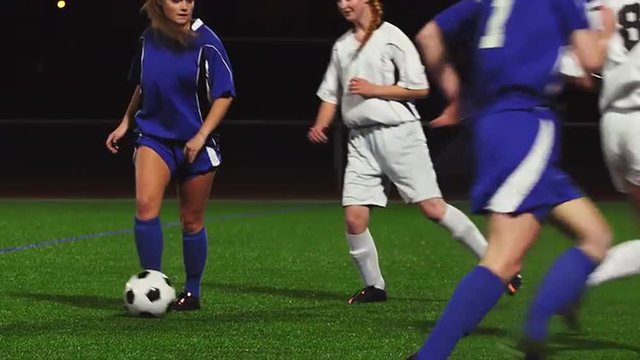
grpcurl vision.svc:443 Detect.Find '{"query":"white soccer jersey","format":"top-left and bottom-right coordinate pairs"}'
top-left (557, 1), bottom-right (603, 79)
top-left (316, 22), bottom-right (429, 128)
top-left (600, 0), bottom-right (640, 111)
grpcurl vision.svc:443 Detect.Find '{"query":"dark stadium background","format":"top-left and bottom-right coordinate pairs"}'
top-left (0, 0), bottom-right (610, 199)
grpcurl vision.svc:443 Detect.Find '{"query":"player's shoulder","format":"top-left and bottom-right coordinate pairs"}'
top-left (140, 27), bottom-right (153, 40)
top-left (334, 29), bottom-right (354, 47)
top-left (377, 22), bottom-right (414, 47)
top-left (378, 22), bottom-right (405, 37)
top-left (192, 19), bottom-right (224, 47)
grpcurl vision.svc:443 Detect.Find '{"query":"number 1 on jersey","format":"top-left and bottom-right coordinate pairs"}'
top-left (479, 0), bottom-right (515, 49)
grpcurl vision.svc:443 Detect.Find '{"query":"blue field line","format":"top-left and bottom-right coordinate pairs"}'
top-left (0, 206), bottom-right (311, 255)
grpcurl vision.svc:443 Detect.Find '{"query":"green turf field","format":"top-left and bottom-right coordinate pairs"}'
top-left (0, 200), bottom-right (638, 359)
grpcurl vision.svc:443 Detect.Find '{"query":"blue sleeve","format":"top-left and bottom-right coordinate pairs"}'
top-left (434, 0), bottom-right (482, 40)
top-left (204, 37), bottom-right (236, 99)
top-left (127, 36), bottom-right (144, 85)
top-left (554, 0), bottom-right (589, 37)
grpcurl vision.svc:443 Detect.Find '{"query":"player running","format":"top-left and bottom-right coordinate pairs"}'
top-left (309, 0), bottom-right (521, 304)
top-left (409, 0), bottom-right (615, 358)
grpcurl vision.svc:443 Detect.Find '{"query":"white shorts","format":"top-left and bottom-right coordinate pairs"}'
top-left (601, 111), bottom-right (640, 192)
top-left (342, 121), bottom-right (442, 207)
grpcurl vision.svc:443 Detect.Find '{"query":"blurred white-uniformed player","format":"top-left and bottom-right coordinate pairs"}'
top-left (560, 0), bottom-right (640, 327)
top-left (308, 0), bottom-right (521, 304)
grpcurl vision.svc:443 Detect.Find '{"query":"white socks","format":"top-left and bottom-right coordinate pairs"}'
top-left (438, 204), bottom-right (488, 258)
top-left (587, 239), bottom-right (640, 286)
top-left (347, 229), bottom-right (385, 290)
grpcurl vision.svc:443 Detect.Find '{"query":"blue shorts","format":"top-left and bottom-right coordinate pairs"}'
top-left (470, 108), bottom-right (582, 222)
top-left (134, 134), bottom-right (221, 182)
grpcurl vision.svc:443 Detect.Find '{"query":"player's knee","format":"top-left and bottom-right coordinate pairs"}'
top-left (418, 198), bottom-right (446, 221)
top-left (345, 212), bottom-right (369, 234)
top-left (580, 225), bottom-right (612, 262)
top-left (481, 258), bottom-right (521, 282)
top-left (180, 213), bottom-right (204, 234)
top-left (136, 196), bottom-right (160, 220)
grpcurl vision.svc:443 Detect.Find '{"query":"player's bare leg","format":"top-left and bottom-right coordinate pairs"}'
top-left (417, 197), bottom-right (523, 295)
top-left (172, 171), bottom-right (216, 311)
top-left (580, 182), bottom-right (640, 302)
top-left (344, 205), bottom-right (387, 304)
top-left (522, 197), bottom-right (611, 356)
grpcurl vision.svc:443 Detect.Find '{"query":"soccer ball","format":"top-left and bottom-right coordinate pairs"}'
top-left (123, 270), bottom-right (176, 317)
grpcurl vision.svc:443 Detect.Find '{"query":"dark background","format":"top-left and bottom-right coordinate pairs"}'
top-left (0, 0), bottom-right (612, 199)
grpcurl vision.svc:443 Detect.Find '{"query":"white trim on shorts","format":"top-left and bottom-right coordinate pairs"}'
top-left (488, 119), bottom-right (555, 213)
top-left (205, 146), bottom-right (221, 167)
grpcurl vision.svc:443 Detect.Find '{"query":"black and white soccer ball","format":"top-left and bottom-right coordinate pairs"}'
top-left (123, 270), bottom-right (176, 317)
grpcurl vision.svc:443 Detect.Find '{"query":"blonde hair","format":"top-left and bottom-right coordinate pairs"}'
top-left (358, 0), bottom-right (383, 52)
top-left (141, 0), bottom-right (196, 47)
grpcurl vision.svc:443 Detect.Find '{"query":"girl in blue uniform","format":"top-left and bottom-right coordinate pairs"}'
top-left (408, 0), bottom-right (616, 358)
top-left (106, 0), bottom-right (235, 311)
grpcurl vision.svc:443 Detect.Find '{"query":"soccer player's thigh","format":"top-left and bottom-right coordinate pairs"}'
top-left (177, 145), bottom-right (218, 233)
top-left (342, 136), bottom-right (386, 209)
top-left (134, 139), bottom-right (173, 219)
top-left (379, 122), bottom-right (442, 205)
top-left (600, 111), bottom-right (628, 193)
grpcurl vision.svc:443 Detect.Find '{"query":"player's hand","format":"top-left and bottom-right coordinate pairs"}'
top-left (429, 102), bottom-right (461, 128)
top-left (184, 133), bottom-right (207, 164)
top-left (308, 125), bottom-right (329, 144)
top-left (106, 120), bottom-right (129, 154)
top-left (599, 5), bottom-right (616, 39)
top-left (349, 77), bottom-right (377, 97)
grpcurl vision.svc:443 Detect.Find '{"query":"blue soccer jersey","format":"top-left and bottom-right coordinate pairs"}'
top-left (130, 19), bottom-right (235, 141)
top-left (433, 0), bottom-right (591, 220)
top-left (435, 0), bottom-right (589, 117)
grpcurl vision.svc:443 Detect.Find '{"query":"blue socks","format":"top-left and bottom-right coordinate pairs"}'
top-left (134, 217), bottom-right (163, 271)
top-left (524, 247), bottom-right (597, 342)
top-left (134, 217), bottom-right (209, 298)
top-left (183, 227), bottom-right (208, 297)
top-left (418, 266), bottom-right (505, 359)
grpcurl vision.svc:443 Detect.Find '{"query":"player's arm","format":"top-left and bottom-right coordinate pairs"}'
top-left (349, 81), bottom-right (428, 101)
top-left (558, 50), bottom-right (599, 91)
top-left (106, 86), bottom-right (141, 153)
top-left (415, 21), bottom-right (462, 128)
top-left (311, 45), bottom-right (342, 144)
top-left (351, 33), bottom-right (431, 101)
top-left (309, 101), bottom-right (338, 144)
top-left (185, 41), bottom-right (236, 163)
top-left (122, 86), bottom-right (142, 127)
top-left (197, 97), bottom-right (233, 140)
top-left (416, 22), bottom-right (460, 102)
top-left (416, 0), bottom-right (478, 103)
top-left (567, 4), bottom-right (616, 72)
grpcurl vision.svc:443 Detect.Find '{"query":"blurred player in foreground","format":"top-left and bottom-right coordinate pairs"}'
top-left (409, 0), bottom-right (615, 358)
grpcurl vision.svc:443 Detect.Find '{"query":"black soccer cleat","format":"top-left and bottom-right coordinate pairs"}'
top-left (171, 291), bottom-right (201, 311)
top-left (559, 298), bottom-right (582, 332)
top-left (406, 353), bottom-right (418, 360)
top-left (519, 339), bottom-right (547, 360)
top-left (347, 286), bottom-right (387, 304)
top-left (506, 273), bottom-right (523, 296)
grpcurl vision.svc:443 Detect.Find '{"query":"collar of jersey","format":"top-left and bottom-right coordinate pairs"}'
top-left (191, 18), bottom-right (203, 31)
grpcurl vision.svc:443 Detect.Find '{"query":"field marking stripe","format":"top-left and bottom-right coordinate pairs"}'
top-left (0, 206), bottom-right (309, 255)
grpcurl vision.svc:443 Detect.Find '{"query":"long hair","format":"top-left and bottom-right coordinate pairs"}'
top-left (141, 0), bottom-right (196, 47)
top-left (357, 0), bottom-right (384, 52)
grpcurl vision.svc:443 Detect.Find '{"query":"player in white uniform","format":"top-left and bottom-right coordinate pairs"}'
top-left (559, 0), bottom-right (640, 328)
top-left (308, 0), bottom-right (521, 303)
